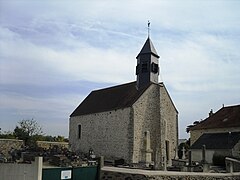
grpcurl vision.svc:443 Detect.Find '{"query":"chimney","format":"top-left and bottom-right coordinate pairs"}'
top-left (209, 109), bottom-right (213, 117)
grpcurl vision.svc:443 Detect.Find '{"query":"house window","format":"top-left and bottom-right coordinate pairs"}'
top-left (151, 62), bottom-right (159, 74)
top-left (78, 124), bottom-right (82, 139)
top-left (142, 63), bottom-right (148, 73)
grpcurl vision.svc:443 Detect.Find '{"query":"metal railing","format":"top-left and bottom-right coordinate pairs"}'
top-left (225, 157), bottom-right (240, 173)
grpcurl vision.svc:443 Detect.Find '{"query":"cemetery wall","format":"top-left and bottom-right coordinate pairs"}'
top-left (101, 167), bottom-right (240, 180)
top-left (0, 139), bottom-right (24, 156)
top-left (36, 141), bottom-right (69, 149)
top-left (0, 139), bottom-right (69, 158)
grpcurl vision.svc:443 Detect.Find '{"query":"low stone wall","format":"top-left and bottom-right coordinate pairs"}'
top-left (0, 139), bottom-right (69, 156)
top-left (36, 141), bottom-right (69, 149)
top-left (101, 167), bottom-right (240, 180)
top-left (0, 139), bottom-right (24, 156)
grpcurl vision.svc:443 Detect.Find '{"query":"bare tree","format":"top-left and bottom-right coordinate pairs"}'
top-left (17, 119), bottom-right (43, 136)
top-left (14, 119), bottom-right (43, 146)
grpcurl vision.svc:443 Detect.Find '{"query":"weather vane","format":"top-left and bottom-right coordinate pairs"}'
top-left (148, 20), bottom-right (150, 38)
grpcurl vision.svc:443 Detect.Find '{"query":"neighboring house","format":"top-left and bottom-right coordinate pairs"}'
top-left (188, 104), bottom-right (240, 163)
top-left (189, 104), bottom-right (240, 146)
top-left (191, 132), bottom-right (240, 163)
top-left (69, 37), bottom-right (178, 169)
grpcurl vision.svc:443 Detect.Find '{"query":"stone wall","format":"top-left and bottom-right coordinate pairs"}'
top-left (190, 128), bottom-right (240, 145)
top-left (159, 84), bottom-right (178, 165)
top-left (36, 141), bottom-right (69, 149)
top-left (132, 83), bottom-right (178, 167)
top-left (0, 139), bottom-right (24, 156)
top-left (101, 167), bottom-right (240, 180)
top-left (69, 108), bottom-right (132, 162)
top-left (0, 139), bottom-right (69, 157)
top-left (132, 84), bottom-right (160, 164)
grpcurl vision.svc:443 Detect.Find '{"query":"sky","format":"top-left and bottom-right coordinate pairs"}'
top-left (0, 0), bottom-right (240, 138)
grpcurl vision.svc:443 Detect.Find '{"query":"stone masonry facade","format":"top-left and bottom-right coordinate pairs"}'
top-left (159, 84), bottom-right (178, 166)
top-left (132, 84), bottom-right (160, 163)
top-left (69, 108), bottom-right (132, 161)
top-left (132, 84), bottom-right (178, 166)
top-left (69, 83), bottom-right (178, 167)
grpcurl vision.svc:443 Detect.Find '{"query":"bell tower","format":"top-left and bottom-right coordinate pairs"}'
top-left (136, 37), bottom-right (160, 90)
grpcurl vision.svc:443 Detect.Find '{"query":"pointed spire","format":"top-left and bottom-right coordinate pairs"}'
top-left (136, 37), bottom-right (159, 58)
top-left (136, 37), bottom-right (160, 89)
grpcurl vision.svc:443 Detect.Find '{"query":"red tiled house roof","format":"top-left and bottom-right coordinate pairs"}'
top-left (190, 104), bottom-right (240, 131)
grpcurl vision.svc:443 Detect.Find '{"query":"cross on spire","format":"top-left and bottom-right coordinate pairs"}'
top-left (148, 20), bottom-right (150, 38)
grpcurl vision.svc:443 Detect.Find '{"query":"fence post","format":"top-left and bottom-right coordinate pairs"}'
top-left (97, 156), bottom-right (104, 180)
top-left (229, 161), bottom-right (233, 173)
top-left (34, 157), bottom-right (43, 180)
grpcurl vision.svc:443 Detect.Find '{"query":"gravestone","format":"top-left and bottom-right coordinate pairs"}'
top-left (182, 147), bottom-right (186, 160)
top-left (141, 131), bottom-right (153, 167)
top-left (202, 145), bottom-right (209, 172)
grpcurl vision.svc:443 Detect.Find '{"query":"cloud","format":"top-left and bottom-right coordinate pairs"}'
top-left (0, 0), bottom-right (240, 138)
top-left (160, 31), bottom-right (240, 92)
top-left (0, 25), bottom-right (137, 86)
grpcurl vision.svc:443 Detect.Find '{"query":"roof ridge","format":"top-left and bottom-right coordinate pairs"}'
top-left (223, 104), bottom-right (240, 109)
top-left (92, 81), bottom-right (136, 92)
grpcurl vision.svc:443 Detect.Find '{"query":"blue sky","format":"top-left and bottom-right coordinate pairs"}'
top-left (0, 0), bottom-right (240, 138)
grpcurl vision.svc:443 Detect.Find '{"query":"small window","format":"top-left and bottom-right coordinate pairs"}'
top-left (165, 140), bottom-right (170, 161)
top-left (78, 124), bottom-right (82, 139)
top-left (151, 62), bottom-right (159, 74)
top-left (142, 63), bottom-right (148, 73)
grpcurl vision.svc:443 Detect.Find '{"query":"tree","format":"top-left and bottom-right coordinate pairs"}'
top-left (14, 126), bottom-right (29, 141)
top-left (16, 119), bottom-right (43, 136)
top-left (14, 119), bottom-right (43, 146)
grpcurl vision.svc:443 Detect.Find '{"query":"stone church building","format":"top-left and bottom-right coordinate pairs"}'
top-left (69, 37), bottom-right (178, 169)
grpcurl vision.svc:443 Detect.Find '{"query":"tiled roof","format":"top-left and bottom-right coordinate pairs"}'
top-left (190, 105), bottom-right (240, 130)
top-left (190, 132), bottom-right (240, 149)
top-left (70, 81), bottom-right (150, 117)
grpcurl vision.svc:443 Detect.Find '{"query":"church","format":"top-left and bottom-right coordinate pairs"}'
top-left (69, 36), bottom-right (178, 169)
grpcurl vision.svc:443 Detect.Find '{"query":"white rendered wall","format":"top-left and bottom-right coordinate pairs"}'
top-left (0, 157), bottom-right (42, 180)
